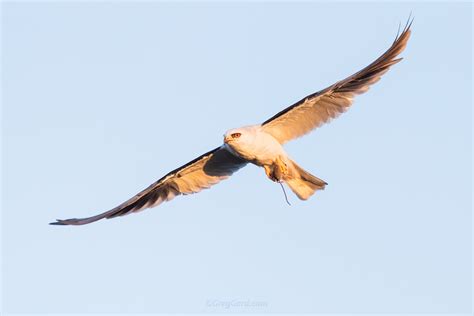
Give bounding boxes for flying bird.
[51,20,412,225]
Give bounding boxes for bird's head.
[223,126,259,154]
[223,128,245,144]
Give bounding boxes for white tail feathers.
[285,160,327,200]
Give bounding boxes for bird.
[50,20,412,226]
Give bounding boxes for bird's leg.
[264,159,291,205]
[264,157,289,182]
[272,156,288,182]
[276,156,288,176]
[264,165,278,182]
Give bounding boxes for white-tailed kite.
[51,20,412,225]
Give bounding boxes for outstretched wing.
[261,20,412,144]
[50,146,247,225]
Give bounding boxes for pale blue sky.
[2,1,472,315]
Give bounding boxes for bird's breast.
[225,130,286,166]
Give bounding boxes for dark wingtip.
[49,219,67,225]
[49,218,88,226]
[403,13,414,36]
[48,214,108,226]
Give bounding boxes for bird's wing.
[50,146,247,225]
[261,20,412,144]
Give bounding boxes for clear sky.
[2,1,472,315]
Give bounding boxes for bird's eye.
[231,133,241,138]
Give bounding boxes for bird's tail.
[285,159,327,200]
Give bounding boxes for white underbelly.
[226,129,286,166]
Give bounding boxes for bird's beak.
[224,136,231,143]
